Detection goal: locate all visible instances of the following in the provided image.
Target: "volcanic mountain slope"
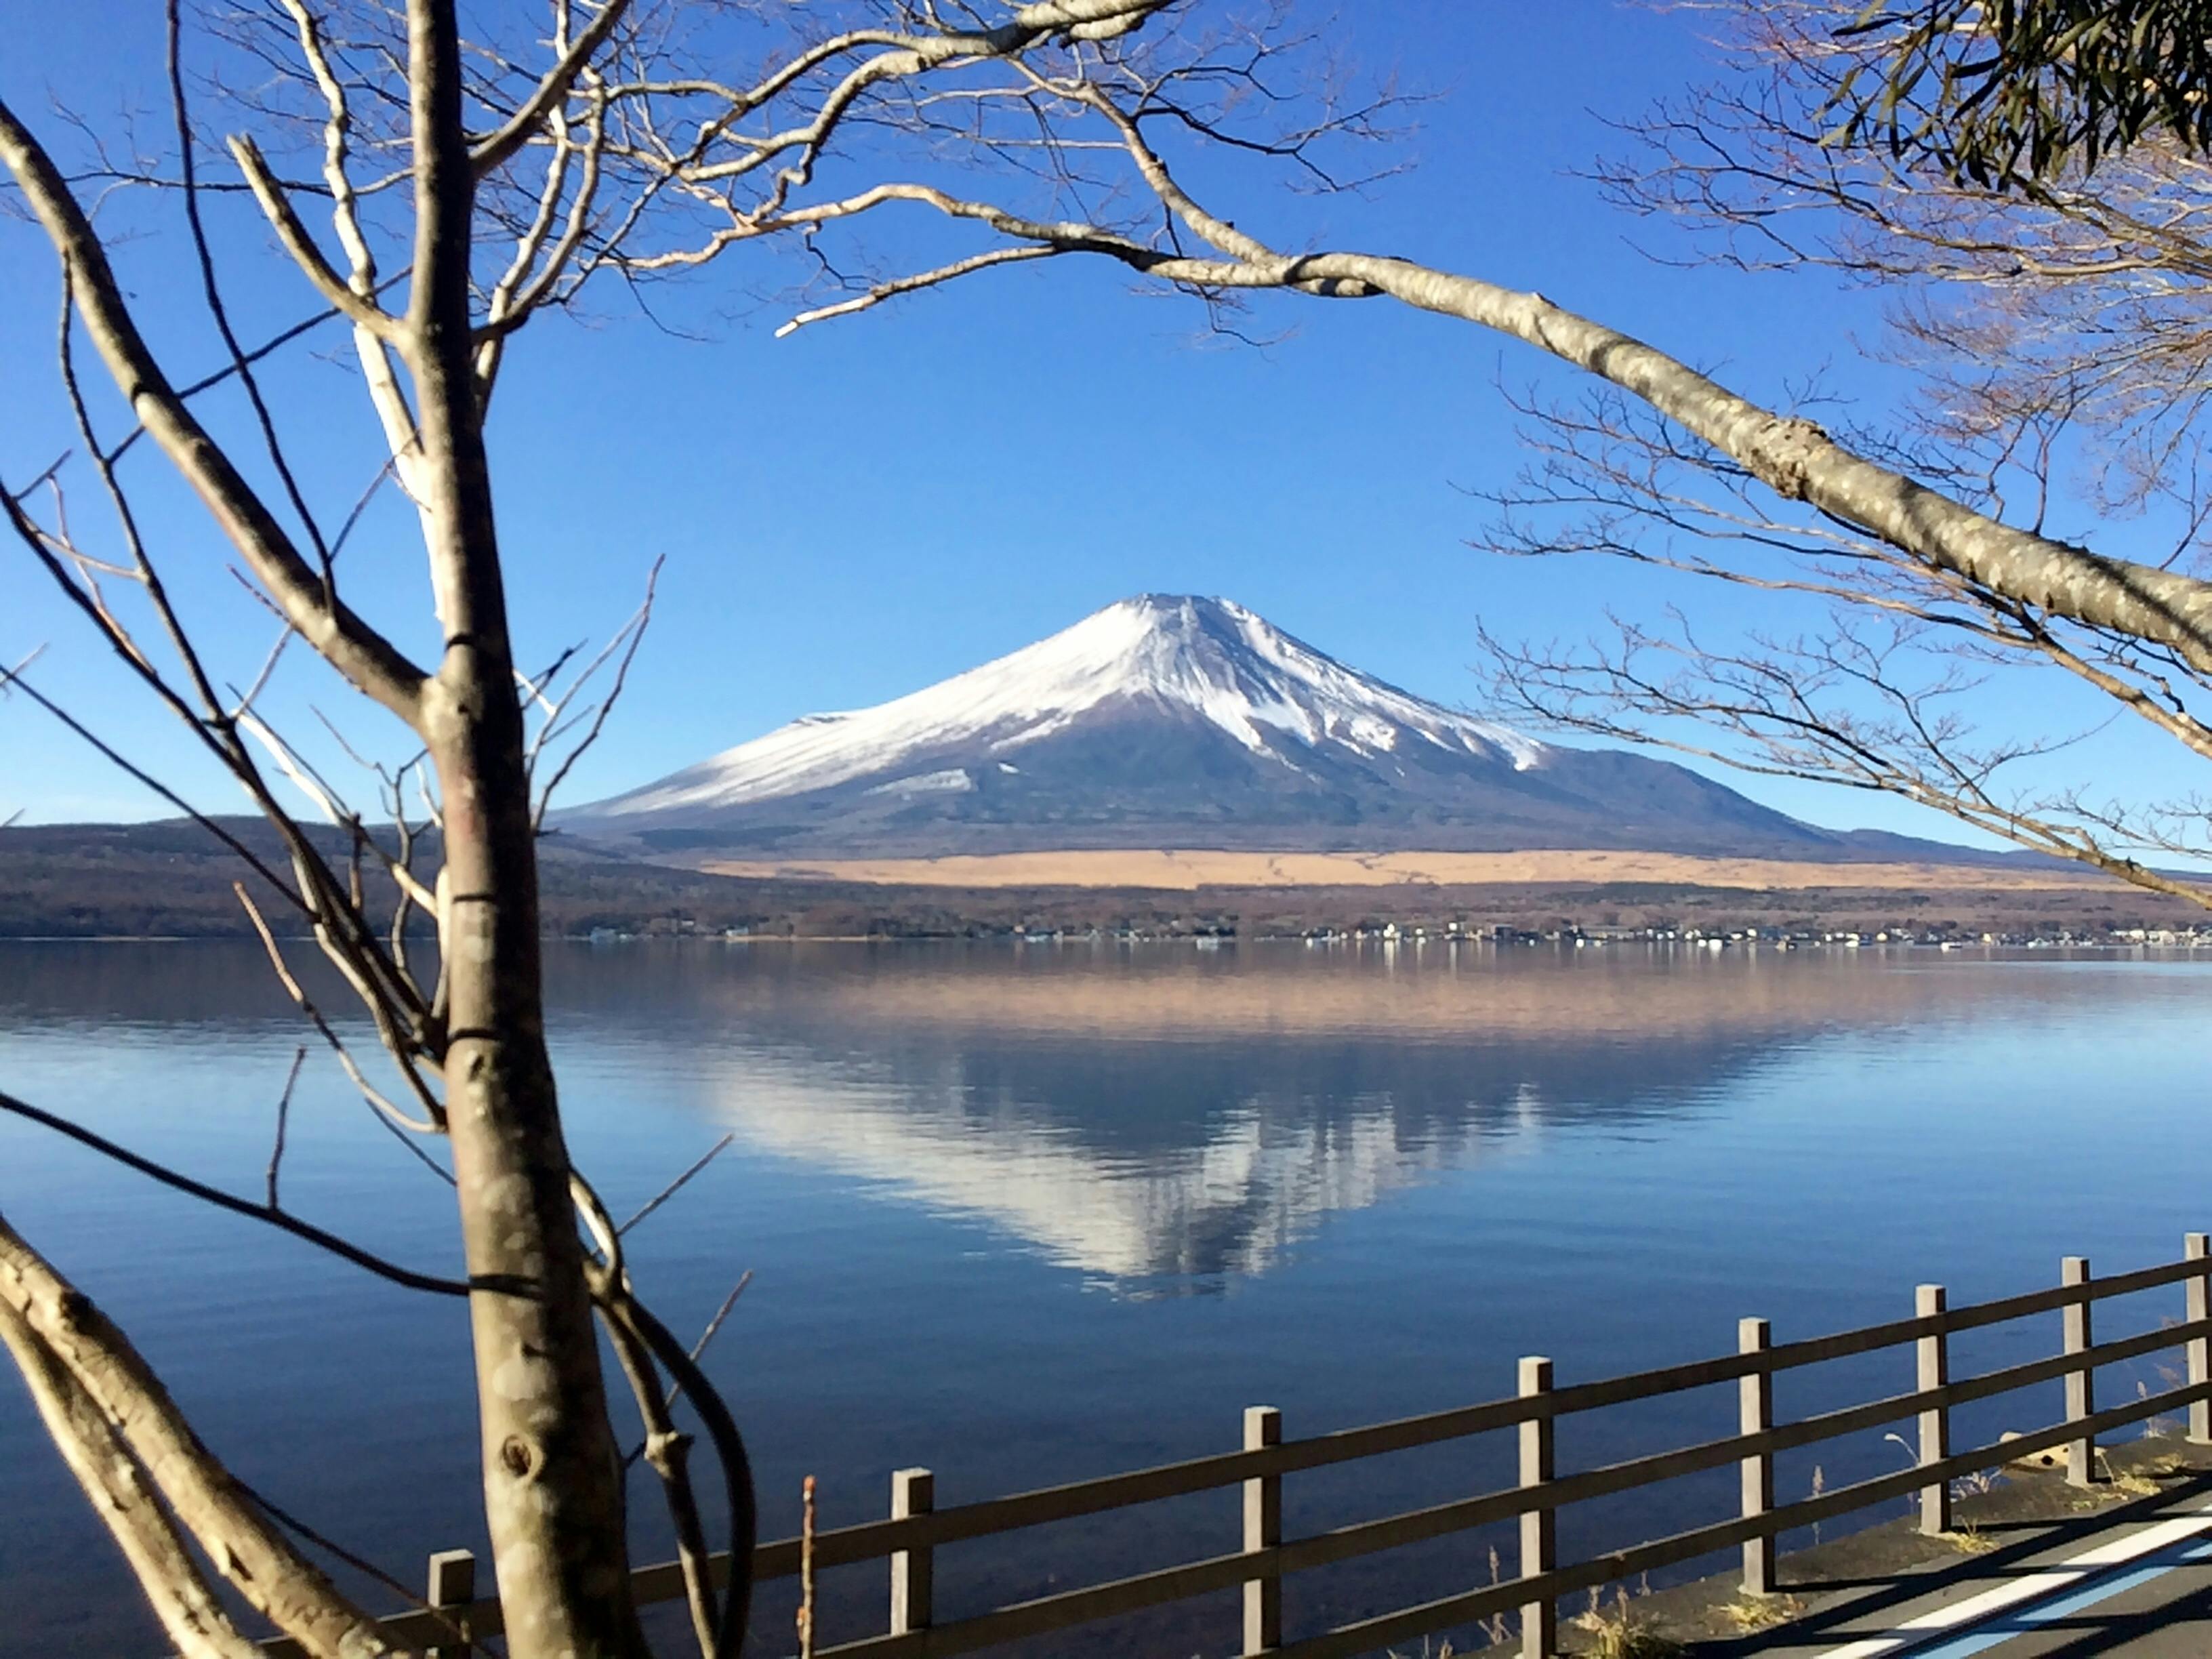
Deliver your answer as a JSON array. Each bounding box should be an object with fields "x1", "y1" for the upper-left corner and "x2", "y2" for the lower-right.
[{"x1": 560, "y1": 595, "x2": 1958, "y2": 862}]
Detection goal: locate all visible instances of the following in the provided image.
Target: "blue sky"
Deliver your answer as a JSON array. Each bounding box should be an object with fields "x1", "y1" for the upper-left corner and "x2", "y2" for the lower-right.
[{"x1": 0, "y1": 4, "x2": 2183, "y2": 838}]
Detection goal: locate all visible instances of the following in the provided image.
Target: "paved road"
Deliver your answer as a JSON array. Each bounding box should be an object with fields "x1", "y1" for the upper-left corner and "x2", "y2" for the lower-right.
[
  {"x1": 1891, "y1": 1532, "x2": 2212, "y2": 1658},
  {"x1": 1953, "y1": 1551, "x2": 2212, "y2": 1656},
  {"x1": 1746, "y1": 1490, "x2": 2212, "y2": 1659}
]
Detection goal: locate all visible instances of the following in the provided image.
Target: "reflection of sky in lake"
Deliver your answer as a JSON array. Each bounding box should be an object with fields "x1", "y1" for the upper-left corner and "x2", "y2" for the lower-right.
[{"x1": 2, "y1": 941, "x2": 2208, "y2": 1656}]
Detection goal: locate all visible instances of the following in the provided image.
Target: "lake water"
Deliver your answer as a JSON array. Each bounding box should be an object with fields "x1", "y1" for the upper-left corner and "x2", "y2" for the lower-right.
[{"x1": 1, "y1": 939, "x2": 2207, "y2": 1656}]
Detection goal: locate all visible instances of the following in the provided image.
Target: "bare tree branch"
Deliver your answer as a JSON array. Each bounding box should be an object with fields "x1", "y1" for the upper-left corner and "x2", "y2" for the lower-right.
[
  {"x1": 0, "y1": 99, "x2": 430, "y2": 724},
  {"x1": 617, "y1": 1132, "x2": 735, "y2": 1237},
  {"x1": 267, "y1": 1045, "x2": 307, "y2": 1210},
  {"x1": 0, "y1": 1300, "x2": 263, "y2": 1659},
  {"x1": 0, "y1": 1088, "x2": 472, "y2": 1298},
  {"x1": 0, "y1": 1208, "x2": 422, "y2": 1658}
]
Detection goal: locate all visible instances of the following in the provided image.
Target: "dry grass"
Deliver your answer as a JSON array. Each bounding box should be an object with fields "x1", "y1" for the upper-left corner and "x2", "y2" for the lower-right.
[
  {"x1": 1719, "y1": 1594, "x2": 1801, "y2": 1633},
  {"x1": 1580, "y1": 1620, "x2": 1687, "y2": 1659},
  {"x1": 2099, "y1": 1446, "x2": 2186, "y2": 1496},
  {"x1": 1572, "y1": 1589, "x2": 1687, "y2": 1658},
  {"x1": 696, "y1": 847, "x2": 2102, "y2": 893},
  {"x1": 1942, "y1": 1522, "x2": 2000, "y2": 1555}
]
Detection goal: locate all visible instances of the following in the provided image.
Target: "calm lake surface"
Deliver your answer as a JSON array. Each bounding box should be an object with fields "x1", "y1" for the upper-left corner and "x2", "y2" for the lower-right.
[{"x1": 2, "y1": 939, "x2": 2207, "y2": 1656}]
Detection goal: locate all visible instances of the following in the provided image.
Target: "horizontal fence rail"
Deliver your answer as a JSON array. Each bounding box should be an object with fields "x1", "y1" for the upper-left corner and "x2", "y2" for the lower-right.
[{"x1": 266, "y1": 1235, "x2": 2212, "y2": 1659}]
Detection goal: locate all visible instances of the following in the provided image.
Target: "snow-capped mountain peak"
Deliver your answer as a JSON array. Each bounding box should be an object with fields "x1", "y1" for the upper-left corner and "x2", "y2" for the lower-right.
[
  {"x1": 582, "y1": 595, "x2": 1542, "y2": 821},
  {"x1": 563, "y1": 594, "x2": 1857, "y2": 862}
]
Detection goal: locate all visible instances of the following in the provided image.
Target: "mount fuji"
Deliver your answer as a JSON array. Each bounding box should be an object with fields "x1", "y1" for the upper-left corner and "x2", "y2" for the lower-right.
[{"x1": 558, "y1": 595, "x2": 1941, "y2": 863}]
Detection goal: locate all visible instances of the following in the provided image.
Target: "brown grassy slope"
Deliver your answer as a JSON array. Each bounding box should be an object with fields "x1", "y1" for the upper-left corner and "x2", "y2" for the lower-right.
[
  {"x1": 693, "y1": 847, "x2": 2107, "y2": 893},
  {"x1": 3, "y1": 821, "x2": 2202, "y2": 938}
]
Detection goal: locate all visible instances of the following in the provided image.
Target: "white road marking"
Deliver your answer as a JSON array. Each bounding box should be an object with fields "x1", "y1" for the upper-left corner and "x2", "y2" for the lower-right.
[{"x1": 1814, "y1": 1500, "x2": 2212, "y2": 1658}]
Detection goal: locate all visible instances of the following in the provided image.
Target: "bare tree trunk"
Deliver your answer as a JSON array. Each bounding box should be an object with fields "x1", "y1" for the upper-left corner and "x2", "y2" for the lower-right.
[
  {"x1": 423, "y1": 538, "x2": 650, "y2": 1659},
  {"x1": 430, "y1": 633, "x2": 646, "y2": 1659},
  {"x1": 403, "y1": 4, "x2": 646, "y2": 1654}
]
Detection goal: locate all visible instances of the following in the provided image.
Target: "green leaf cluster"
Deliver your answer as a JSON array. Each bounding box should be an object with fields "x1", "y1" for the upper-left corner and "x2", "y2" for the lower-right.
[{"x1": 1834, "y1": 0, "x2": 2212, "y2": 184}]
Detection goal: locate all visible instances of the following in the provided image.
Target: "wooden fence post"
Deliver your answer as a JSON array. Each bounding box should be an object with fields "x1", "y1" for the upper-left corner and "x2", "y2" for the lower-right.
[
  {"x1": 890, "y1": 1467, "x2": 935, "y2": 1637},
  {"x1": 2188, "y1": 1234, "x2": 2211, "y2": 1446},
  {"x1": 1244, "y1": 1406, "x2": 1282, "y2": 1656},
  {"x1": 1917, "y1": 1285, "x2": 1950, "y2": 1535},
  {"x1": 425, "y1": 1549, "x2": 474, "y2": 1659},
  {"x1": 1519, "y1": 1357, "x2": 1556, "y2": 1659},
  {"x1": 1738, "y1": 1318, "x2": 1774, "y2": 1595},
  {"x1": 2063, "y1": 1256, "x2": 2095, "y2": 1487}
]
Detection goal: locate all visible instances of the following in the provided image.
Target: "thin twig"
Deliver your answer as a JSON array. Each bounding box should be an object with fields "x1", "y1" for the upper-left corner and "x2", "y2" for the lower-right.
[
  {"x1": 798, "y1": 1474, "x2": 817, "y2": 1659},
  {"x1": 166, "y1": 0, "x2": 338, "y2": 597},
  {"x1": 266, "y1": 1046, "x2": 306, "y2": 1210},
  {"x1": 104, "y1": 275, "x2": 412, "y2": 466},
  {"x1": 622, "y1": 1269, "x2": 752, "y2": 1469},
  {"x1": 0, "y1": 1088, "x2": 470, "y2": 1298},
  {"x1": 364, "y1": 1093, "x2": 459, "y2": 1189},
  {"x1": 688, "y1": 1270, "x2": 753, "y2": 1365},
  {"x1": 617, "y1": 1132, "x2": 735, "y2": 1235},
  {"x1": 233, "y1": 883, "x2": 443, "y2": 1136},
  {"x1": 0, "y1": 650, "x2": 306, "y2": 914},
  {"x1": 237, "y1": 1477, "x2": 485, "y2": 1656},
  {"x1": 531, "y1": 556, "x2": 663, "y2": 830}
]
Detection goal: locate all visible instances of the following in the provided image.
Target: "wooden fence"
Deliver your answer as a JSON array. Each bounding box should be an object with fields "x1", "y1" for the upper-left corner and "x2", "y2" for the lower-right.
[{"x1": 274, "y1": 1236, "x2": 2212, "y2": 1659}]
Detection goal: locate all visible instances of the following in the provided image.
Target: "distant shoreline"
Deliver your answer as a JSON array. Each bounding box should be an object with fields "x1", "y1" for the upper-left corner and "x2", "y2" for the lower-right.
[{"x1": 7, "y1": 819, "x2": 2202, "y2": 942}]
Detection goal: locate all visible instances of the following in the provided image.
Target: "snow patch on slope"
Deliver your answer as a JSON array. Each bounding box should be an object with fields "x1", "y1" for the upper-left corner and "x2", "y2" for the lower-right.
[
  {"x1": 586, "y1": 596, "x2": 1542, "y2": 819},
  {"x1": 865, "y1": 769, "x2": 974, "y2": 798}
]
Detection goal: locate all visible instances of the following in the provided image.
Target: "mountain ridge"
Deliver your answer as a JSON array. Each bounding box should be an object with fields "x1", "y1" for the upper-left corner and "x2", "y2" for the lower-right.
[{"x1": 560, "y1": 594, "x2": 1988, "y2": 865}]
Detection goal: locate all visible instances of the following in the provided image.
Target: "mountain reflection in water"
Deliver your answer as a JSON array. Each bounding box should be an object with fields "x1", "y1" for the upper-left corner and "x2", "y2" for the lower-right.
[{"x1": 541, "y1": 940, "x2": 2100, "y2": 1289}]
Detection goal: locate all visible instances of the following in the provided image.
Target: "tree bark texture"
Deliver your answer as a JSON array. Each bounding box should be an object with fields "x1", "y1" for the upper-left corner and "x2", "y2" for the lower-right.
[
  {"x1": 0, "y1": 1296, "x2": 262, "y2": 1659},
  {"x1": 403, "y1": 5, "x2": 647, "y2": 1654},
  {"x1": 1237, "y1": 250, "x2": 2212, "y2": 674},
  {"x1": 0, "y1": 1212, "x2": 409, "y2": 1659}
]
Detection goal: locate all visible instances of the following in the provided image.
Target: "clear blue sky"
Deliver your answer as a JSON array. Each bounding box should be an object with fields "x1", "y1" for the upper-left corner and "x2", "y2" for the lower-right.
[{"x1": 0, "y1": 5, "x2": 2179, "y2": 836}]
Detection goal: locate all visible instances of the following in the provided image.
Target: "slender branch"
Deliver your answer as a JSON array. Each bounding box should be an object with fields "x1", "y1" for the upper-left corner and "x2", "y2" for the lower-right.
[
  {"x1": 471, "y1": 0, "x2": 633, "y2": 178},
  {"x1": 0, "y1": 650, "x2": 306, "y2": 914},
  {"x1": 616, "y1": 1132, "x2": 734, "y2": 1236},
  {"x1": 777, "y1": 242, "x2": 1063, "y2": 335},
  {"x1": 745, "y1": 79, "x2": 2212, "y2": 677},
  {"x1": 622, "y1": 1269, "x2": 751, "y2": 1469},
  {"x1": 0, "y1": 1208, "x2": 423, "y2": 1659},
  {"x1": 241, "y1": 1477, "x2": 485, "y2": 1657},
  {"x1": 234, "y1": 884, "x2": 444, "y2": 1136},
  {"x1": 167, "y1": 0, "x2": 347, "y2": 615},
  {"x1": 107, "y1": 283, "x2": 405, "y2": 466},
  {"x1": 0, "y1": 1303, "x2": 262, "y2": 1659},
  {"x1": 531, "y1": 556, "x2": 661, "y2": 830},
  {"x1": 0, "y1": 1089, "x2": 471, "y2": 1298},
  {"x1": 267, "y1": 1045, "x2": 306, "y2": 1210},
  {"x1": 689, "y1": 1271, "x2": 752, "y2": 1367},
  {"x1": 0, "y1": 98, "x2": 430, "y2": 724},
  {"x1": 230, "y1": 136, "x2": 402, "y2": 338}
]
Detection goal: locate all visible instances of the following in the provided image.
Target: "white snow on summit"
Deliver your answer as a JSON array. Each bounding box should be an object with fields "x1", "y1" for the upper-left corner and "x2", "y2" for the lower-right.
[{"x1": 585, "y1": 595, "x2": 1543, "y2": 818}]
